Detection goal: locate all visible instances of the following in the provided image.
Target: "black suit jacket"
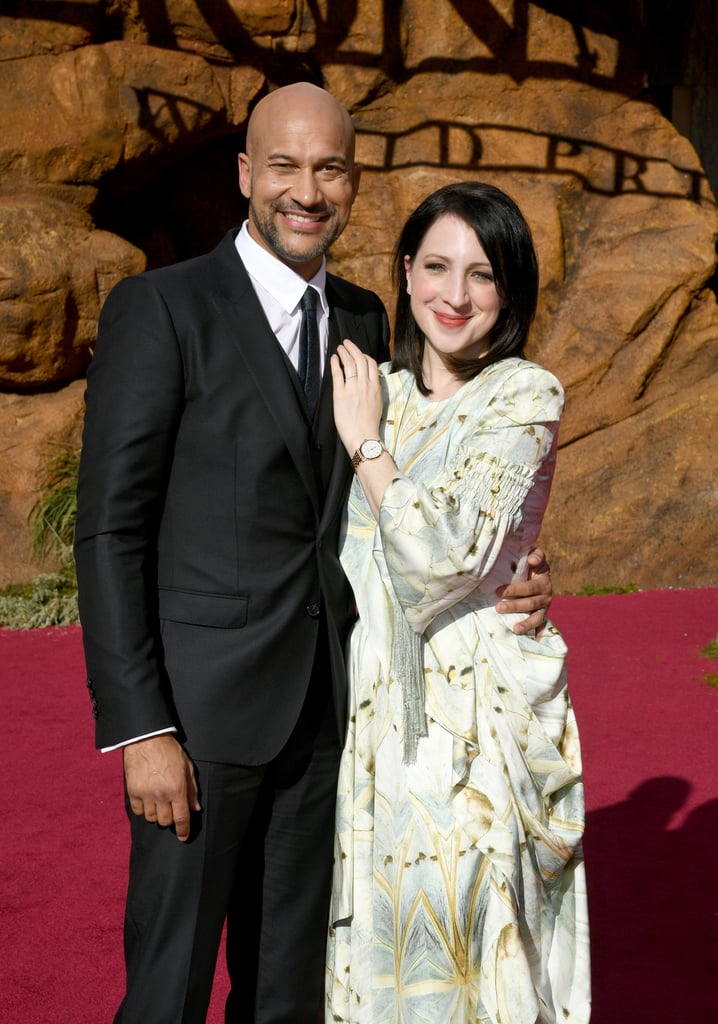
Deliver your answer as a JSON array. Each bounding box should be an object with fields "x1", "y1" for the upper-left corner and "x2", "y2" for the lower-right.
[{"x1": 74, "y1": 229, "x2": 390, "y2": 764}]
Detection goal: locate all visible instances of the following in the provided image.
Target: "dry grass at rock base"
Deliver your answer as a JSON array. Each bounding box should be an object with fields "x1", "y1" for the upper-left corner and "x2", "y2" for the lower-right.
[{"x1": 0, "y1": 572, "x2": 79, "y2": 630}]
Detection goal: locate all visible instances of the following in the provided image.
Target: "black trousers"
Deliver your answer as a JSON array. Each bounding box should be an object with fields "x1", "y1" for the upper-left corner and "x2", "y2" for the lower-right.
[{"x1": 114, "y1": 655, "x2": 341, "y2": 1024}]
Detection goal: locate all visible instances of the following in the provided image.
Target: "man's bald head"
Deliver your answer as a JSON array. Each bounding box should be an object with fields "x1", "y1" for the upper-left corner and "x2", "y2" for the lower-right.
[{"x1": 246, "y1": 83, "x2": 357, "y2": 163}]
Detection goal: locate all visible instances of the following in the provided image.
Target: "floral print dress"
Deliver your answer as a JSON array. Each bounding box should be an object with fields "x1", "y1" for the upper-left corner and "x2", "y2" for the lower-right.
[{"x1": 325, "y1": 358, "x2": 590, "y2": 1024}]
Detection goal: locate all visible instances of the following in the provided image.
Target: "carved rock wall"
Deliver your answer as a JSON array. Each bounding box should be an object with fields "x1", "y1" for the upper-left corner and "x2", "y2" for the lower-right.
[{"x1": 0, "y1": 0, "x2": 716, "y2": 591}]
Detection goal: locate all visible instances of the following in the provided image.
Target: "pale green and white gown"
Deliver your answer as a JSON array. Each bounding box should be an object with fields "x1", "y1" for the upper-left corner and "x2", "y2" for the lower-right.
[{"x1": 325, "y1": 358, "x2": 590, "y2": 1024}]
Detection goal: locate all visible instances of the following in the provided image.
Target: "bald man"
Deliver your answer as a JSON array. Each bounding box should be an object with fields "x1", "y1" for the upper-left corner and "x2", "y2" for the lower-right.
[{"x1": 74, "y1": 83, "x2": 552, "y2": 1024}]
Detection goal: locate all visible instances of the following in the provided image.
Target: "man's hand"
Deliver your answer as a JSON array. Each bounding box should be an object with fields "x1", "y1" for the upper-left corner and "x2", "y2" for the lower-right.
[
  {"x1": 123, "y1": 734, "x2": 201, "y2": 841},
  {"x1": 495, "y1": 548, "x2": 553, "y2": 636}
]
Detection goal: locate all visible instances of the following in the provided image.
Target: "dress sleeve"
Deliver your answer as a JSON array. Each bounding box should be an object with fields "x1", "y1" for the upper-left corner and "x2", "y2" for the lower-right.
[{"x1": 377, "y1": 364, "x2": 563, "y2": 634}]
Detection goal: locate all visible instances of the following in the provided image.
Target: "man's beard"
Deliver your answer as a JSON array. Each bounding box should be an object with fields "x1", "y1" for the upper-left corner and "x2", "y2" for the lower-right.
[{"x1": 248, "y1": 201, "x2": 343, "y2": 265}]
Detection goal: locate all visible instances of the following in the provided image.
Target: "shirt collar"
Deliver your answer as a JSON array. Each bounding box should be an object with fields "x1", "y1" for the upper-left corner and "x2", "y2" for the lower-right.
[{"x1": 235, "y1": 221, "x2": 328, "y2": 315}]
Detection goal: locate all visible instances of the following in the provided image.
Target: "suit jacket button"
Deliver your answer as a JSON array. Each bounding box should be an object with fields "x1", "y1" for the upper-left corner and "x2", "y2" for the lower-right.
[{"x1": 306, "y1": 603, "x2": 321, "y2": 618}]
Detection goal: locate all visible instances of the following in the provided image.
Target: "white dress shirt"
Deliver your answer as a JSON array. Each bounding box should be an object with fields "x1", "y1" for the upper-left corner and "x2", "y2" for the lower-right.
[{"x1": 235, "y1": 220, "x2": 329, "y2": 373}]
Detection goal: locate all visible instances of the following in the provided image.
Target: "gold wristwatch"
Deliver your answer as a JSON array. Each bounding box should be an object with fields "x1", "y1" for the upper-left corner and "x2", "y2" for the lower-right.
[{"x1": 351, "y1": 438, "x2": 387, "y2": 469}]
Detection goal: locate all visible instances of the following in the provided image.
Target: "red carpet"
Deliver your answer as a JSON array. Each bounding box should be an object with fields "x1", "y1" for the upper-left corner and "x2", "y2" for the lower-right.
[{"x1": 2, "y1": 588, "x2": 717, "y2": 1023}]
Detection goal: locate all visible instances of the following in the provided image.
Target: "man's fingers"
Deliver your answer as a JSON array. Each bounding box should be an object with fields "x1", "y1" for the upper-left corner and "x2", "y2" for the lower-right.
[
  {"x1": 187, "y1": 766, "x2": 202, "y2": 813},
  {"x1": 512, "y1": 608, "x2": 547, "y2": 635},
  {"x1": 128, "y1": 791, "x2": 192, "y2": 837},
  {"x1": 127, "y1": 792, "x2": 163, "y2": 825},
  {"x1": 526, "y1": 546, "x2": 548, "y2": 568},
  {"x1": 495, "y1": 572, "x2": 552, "y2": 636},
  {"x1": 496, "y1": 595, "x2": 543, "y2": 615},
  {"x1": 172, "y1": 759, "x2": 200, "y2": 841},
  {"x1": 496, "y1": 578, "x2": 544, "y2": 601},
  {"x1": 128, "y1": 793, "x2": 146, "y2": 818},
  {"x1": 172, "y1": 800, "x2": 192, "y2": 841},
  {"x1": 155, "y1": 800, "x2": 177, "y2": 828}
]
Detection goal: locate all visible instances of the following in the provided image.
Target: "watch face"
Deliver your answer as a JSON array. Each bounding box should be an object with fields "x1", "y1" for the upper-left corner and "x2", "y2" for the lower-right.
[{"x1": 360, "y1": 439, "x2": 383, "y2": 459}]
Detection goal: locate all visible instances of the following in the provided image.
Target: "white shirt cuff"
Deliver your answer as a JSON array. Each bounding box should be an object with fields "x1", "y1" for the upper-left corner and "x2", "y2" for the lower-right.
[{"x1": 100, "y1": 726, "x2": 177, "y2": 753}]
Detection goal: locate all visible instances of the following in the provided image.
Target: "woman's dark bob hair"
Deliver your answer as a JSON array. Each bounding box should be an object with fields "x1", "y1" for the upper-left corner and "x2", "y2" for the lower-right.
[{"x1": 391, "y1": 181, "x2": 539, "y2": 395}]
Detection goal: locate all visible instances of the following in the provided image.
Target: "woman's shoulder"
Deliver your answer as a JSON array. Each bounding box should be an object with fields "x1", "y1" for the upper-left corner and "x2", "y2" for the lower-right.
[
  {"x1": 471, "y1": 357, "x2": 564, "y2": 421},
  {"x1": 377, "y1": 358, "x2": 563, "y2": 414},
  {"x1": 483, "y1": 356, "x2": 562, "y2": 391},
  {"x1": 482, "y1": 356, "x2": 563, "y2": 401}
]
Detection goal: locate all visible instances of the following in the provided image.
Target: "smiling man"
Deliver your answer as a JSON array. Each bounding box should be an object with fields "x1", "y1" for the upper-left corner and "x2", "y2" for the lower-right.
[{"x1": 74, "y1": 82, "x2": 552, "y2": 1024}]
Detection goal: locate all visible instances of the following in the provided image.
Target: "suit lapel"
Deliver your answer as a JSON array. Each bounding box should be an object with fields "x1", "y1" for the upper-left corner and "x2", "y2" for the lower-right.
[{"x1": 206, "y1": 232, "x2": 320, "y2": 511}]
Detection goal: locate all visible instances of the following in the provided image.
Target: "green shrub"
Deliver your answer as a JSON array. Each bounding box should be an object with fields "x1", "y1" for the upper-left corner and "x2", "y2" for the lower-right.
[
  {"x1": 0, "y1": 445, "x2": 81, "y2": 629},
  {"x1": 0, "y1": 571, "x2": 79, "y2": 629},
  {"x1": 700, "y1": 637, "x2": 718, "y2": 660},
  {"x1": 28, "y1": 444, "x2": 80, "y2": 567},
  {"x1": 576, "y1": 583, "x2": 639, "y2": 596},
  {"x1": 700, "y1": 636, "x2": 718, "y2": 689}
]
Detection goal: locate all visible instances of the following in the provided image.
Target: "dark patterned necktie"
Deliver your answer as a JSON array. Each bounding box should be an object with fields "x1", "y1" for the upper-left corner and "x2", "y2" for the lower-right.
[{"x1": 298, "y1": 287, "x2": 321, "y2": 416}]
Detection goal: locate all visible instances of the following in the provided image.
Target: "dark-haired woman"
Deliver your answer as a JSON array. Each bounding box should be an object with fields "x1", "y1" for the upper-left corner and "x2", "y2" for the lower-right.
[{"x1": 325, "y1": 182, "x2": 590, "y2": 1024}]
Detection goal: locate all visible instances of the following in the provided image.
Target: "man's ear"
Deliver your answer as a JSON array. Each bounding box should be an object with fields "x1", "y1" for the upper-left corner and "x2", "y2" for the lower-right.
[
  {"x1": 351, "y1": 162, "x2": 362, "y2": 198},
  {"x1": 238, "y1": 153, "x2": 251, "y2": 199}
]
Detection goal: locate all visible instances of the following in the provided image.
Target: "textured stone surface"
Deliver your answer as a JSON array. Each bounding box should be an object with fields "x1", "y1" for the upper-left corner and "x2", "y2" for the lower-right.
[
  {"x1": 0, "y1": 42, "x2": 262, "y2": 190},
  {"x1": 0, "y1": 2, "x2": 716, "y2": 592},
  {"x1": 0, "y1": 195, "x2": 146, "y2": 389}
]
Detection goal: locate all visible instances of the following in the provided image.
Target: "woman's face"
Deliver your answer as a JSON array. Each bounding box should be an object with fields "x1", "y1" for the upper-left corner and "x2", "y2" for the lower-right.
[{"x1": 404, "y1": 213, "x2": 504, "y2": 367}]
